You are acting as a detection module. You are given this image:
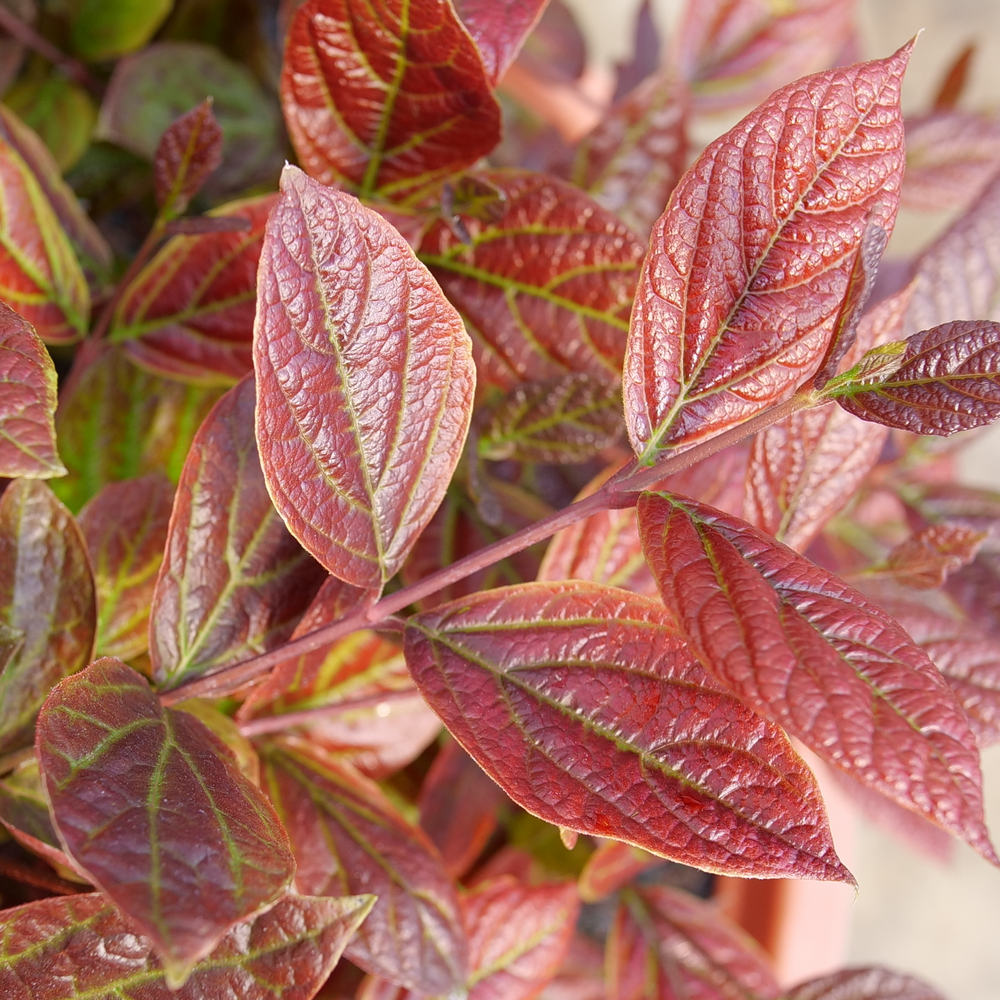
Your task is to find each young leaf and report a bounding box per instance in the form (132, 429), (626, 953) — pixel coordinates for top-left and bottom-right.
(0, 891), (374, 1000)
(261, 740), (468, 995)
(607, 886), (781, 1000)
(452, 0), (548, 85)
(281, 0), (501, 199)
(0, 300), (64, 478)
(254, 167), (476, 590)
(420, 170), (644, 390)
(637, 491), (998, 862)
(884, 524), (987, 590)
(577, 842), (660, 903)
(35, 658), (297, 981)
(78, 474), (174, 660)
(154, 98), (225, 219)
(150, 375), (326, 691)
(787, 967), (947, 1000)
(624, 47), (909, 463)
(72, 0), (174, 61)
(0, 480), (95, 756)
(404, 581), (851, 881)
(112, 194), (275, 385)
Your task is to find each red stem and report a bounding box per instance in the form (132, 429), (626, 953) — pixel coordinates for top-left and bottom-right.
(90, 222), (165, 340)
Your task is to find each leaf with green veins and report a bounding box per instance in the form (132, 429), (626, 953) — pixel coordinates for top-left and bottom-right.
(150, 375), (326, 691)
(261, 739), (468, 995)
(153, 98), (224, 220)
(35, 658), (297, 983)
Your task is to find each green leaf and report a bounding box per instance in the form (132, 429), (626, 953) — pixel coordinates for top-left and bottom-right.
(73, 0), (175, 62)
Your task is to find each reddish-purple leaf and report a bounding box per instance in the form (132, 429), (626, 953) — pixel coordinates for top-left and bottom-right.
(883, 524), (987, 590)
(0, 300), (64, 478)
(36, 658), (296, 981)
(637, 491), (997, 862)
(577, 842), (659, 903)
(154, 99), (224, 218)
(254, 166), (476, 590)
(453, 0), (548, 85)
(113, 195), (275, 385)
(420, 170), (645, 390)
(624, 48), (909, 463)
(404, 581), (851, 881)
(78, 473), (174, 660)
(608, 885), (781, 1000)
(933, 43), (975, 111)
(946, 552), (1000, 639)
(281, 0), (501, 200)
(537, 931), (605, 1000)
(261, 740), (468, 994)
(905, 483), (1000, 545)
(787, 967), (947, 1000)
(150, 374), (325, 690)
(0, 480), (95, 756)
(0, 891), (374, 1000)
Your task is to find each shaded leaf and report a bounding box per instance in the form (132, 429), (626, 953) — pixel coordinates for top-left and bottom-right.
(404, 581), (850, 881)
(78, 474), (174, 660)
(36, 658), (296, 980)
(905, 483), (1000, 550)
(154, 98), (224, 219)
(637, 491), (997, 862)
(113, 194), (275, 385)
(787, 967), (947, 1000)
(281, 0), (501, 199)
(537, 931), (605, 1000)
(453, 0), (548, 85)
(0, 300), (63, 478)
(73, 0), (174, 61)
(577, 841), (659, 903)
(150, 375), (325, 691)
(945, 553), (1000, 639)
(0, 480), (95, 756)
(254, 167), (475, 590)
(421, 169), (644, 390)
(624, 48), (909, 463)
(262, 740), (468, 994)
(0, 891), (373, 1000)
(884, 524), (987, 590)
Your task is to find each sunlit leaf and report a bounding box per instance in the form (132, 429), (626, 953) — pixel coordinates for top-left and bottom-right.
(787, 967), (947, 1000)
(73, 0), (174, 61)
(577, 842), (659, 903)
(154, 98), (224, 219)
(404, 581), (851, 881)
(453, 0), (548, 84)
(36, 658), (296, 981)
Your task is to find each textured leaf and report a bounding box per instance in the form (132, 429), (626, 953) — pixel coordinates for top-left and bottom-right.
(421, 170), (644, 390)
(150, 375), (325, 691)
(906, 484), (1000, 549)
(78, 474), (174, 660)
(480, 375), (623, 464)
(281, 0), (501, 199)
(36, 658), (296, 980)
(831, 321), (1000, 435)
(0, 480), (95, 756)
(254, 166), (475, 590)
(261, 740), (468, 994)
(112, 194), (274, 385)
(0, 300), (63, 478)
(0, 891), (374, 1000)
(608, 885), (781, 1000)
(577, 842), (659, 903)
(787, 967), (947, 1000)
(154, 99), (224, 219)
(52, 344), (224, 512)
(453, 0), (547, 84)
(463, 877), (579, 1000)
(883, 524), (987, 590)
(624, 48), (909, 463)
(72, 0), (174, 61)
(404, 581), (850, 881)
(637, 491), (997, 862)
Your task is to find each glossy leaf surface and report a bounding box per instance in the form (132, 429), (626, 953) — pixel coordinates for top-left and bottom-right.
(421, 170), (644, 390)
(154, 99), (224, 218)
(78, 474), (174, 660)
(453, 0), (547, 84)
(884, 524), (986, 590)
(36, 658), (296, 978)
(0, 891), (373, 1000)
(624, 48), (908, 462)
(254, 167), (475, 589)
(262, 740), (468, 994)
(0, 480), (95, 756)
(150, 375), (325, 690)
(281, 0), (501, 199)
(637, 492), (997, 861)
(787, 967), (947, 1000)
(0, 300), (63, 478)
(404, 581), (850, 881)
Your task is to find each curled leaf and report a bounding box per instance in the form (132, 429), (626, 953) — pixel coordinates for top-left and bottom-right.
(884, 524), (987, 590)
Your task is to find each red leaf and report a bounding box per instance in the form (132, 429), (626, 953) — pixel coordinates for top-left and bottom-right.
(637, 491), (998, 863)
(0, 480), (95, 756)
(78, 473), (174, 660)
(946, 553), (1000, 639)
(0, 891), (373, 1000)
(154, 99), (224, 218)
(150, 375), (325, 690)
(420, 170), (644, 390)
(35, 658), (296, 981)
(577, 842), (659, 903)
(113, 194), (275, 384)
(933, 44), (975, 111)
(261, 740), (468, 994)
(884, 524), (987, 589)
(254, 166), (476, 590)
(787, 967), (947, 1000)
(624, 47), (909, 463)
(0, 300), (64, 478)
(608, 885), (781, 1000)
(280, 0), (501, 200)
(453, 0), (548, 85)
(404, 581), (851, 881)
